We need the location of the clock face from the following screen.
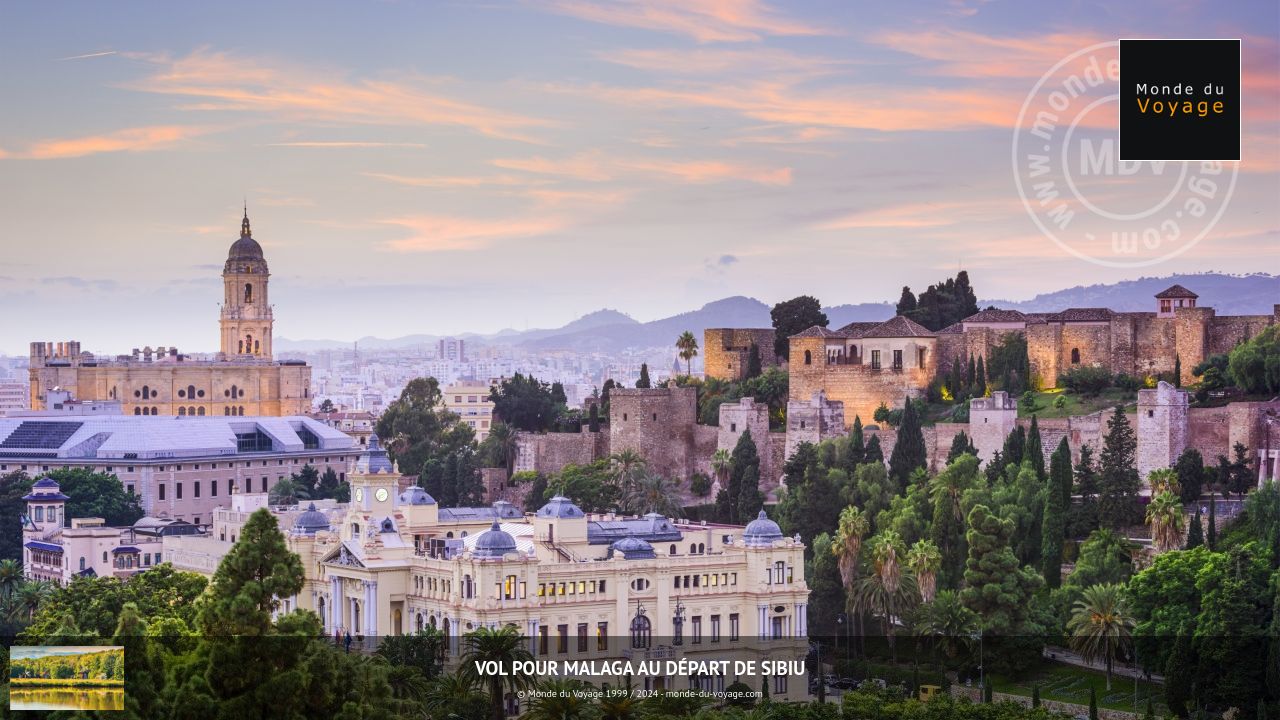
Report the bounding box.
[355,488,364,502]
[375,488,389,502]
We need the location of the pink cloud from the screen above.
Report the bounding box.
[492,150,792,185]
[541,0,835,43]
[362,172,550,188]
[15,125,207,159]
[379,214,570,252]
[124,49,552,143]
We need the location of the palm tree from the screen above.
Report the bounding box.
[1145,490,1186,553]
[1067,583,1134,691]
[832,506,869,588]
[486,421,519,475]
[711,449,732,493]
[906,539,942,603]
[598,692,639,720]
[624,473,684,517]
[609,450,647,493]
[525,678,594,720]
[424,673,486,717]
[676,331,699,376]
[912,590,978,660]
[8,580,54,623]
[1146,468,1180,497]
[459,625,535,720]
[0,559,22,599]
[851,530,918,658]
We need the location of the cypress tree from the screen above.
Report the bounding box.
[889,398,927,491]
[975,356,987,396]
[865,434,884,464]
[1041,437,1071,588]
[636,363,651,389]
[1207,495,1217,549]
[1003,426,1026,471]
[588,403,599,432]
[728,429,760,523]
[967,354,976,390]
[985,450,1005,485]
[1032,684,1041,708]
[738,465,763,521]
[947,431,977,464]
[1097,406,1140,530]
[746,343,763,379]
[847,416,866,469]
[1025,415,1045,480]
[951,356,964,398]
[1174,356,1182,388]
[1185,509,1203,549]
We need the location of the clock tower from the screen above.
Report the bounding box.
[220,206,274,358]
[347,434,400,524]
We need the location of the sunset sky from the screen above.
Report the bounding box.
[1,0,1277,354]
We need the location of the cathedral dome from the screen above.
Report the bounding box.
[473,520,518,559]
[742,510,783,547]
[225,209,267,269]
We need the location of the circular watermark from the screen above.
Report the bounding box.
[1012,41,1238,268]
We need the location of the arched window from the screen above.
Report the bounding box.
[134,407,142,416]
[178,407,186,416]
[102,551,108,563]
[803,350,812,365]
[187,385,196,400]
[1071,348,1081,364]
[698,543,705,554]
[670,544,677,556]
[254,339,260,354]
[463,575,474,599]
[244,283,253,303]
[197,407,205,416]
[79,557,85,571]
[416,614,423,633]
[630,613,652,649]
[142,385,151,399]
[238,340,244,353]
[189,406,196,416]
[245,334,254,354]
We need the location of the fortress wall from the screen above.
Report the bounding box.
[704,328,777,381]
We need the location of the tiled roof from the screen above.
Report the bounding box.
[1023,313,1051,325]
[835,321,882,338]
[1046,308,1116,323]
[862,316,936,338]
[789,325,843,339]
[962,308,1027,324]
[937,322,964,335]
[1155,284,1198,299]
[24,541,63,553]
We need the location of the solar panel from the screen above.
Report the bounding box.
[0,421,84,450]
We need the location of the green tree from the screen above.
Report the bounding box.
[1068,584,1133,690]
[1067,529,1134,588]
[487,373,565,433]
[1041,438,1071,588]
[460,625,535,720]
[947,431,977,464]
[1185,508,1203,548]
[746,343,763,379]
[865,434,884,464]
[988,332,1032,395]
[888,397,927,491]
[1174,448,1204,504]
[1145,491,1185,553]
[906,539,941,603]
[727,429,760,524]
[377,377,476,474]
[960,505,1043,669]
[636,363,652,389]
[930,454,982,590]
[898,272,979,331]
[588,403,600,432]
[269,477,307,505]
[770,295,828,359]
[1025,415,1045,479]
[896,286,917,315]
[1227,324,1280,394]
[317,398,336,413]
[1097,406,1140,530]
[676,331,699,376]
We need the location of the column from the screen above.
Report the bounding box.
[450,615,460,657]
[364,580,377,638]
[330,577,341,632]
[527,620,539,655]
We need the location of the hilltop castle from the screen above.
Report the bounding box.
[705,285,1280,426]
[27,210,312,417]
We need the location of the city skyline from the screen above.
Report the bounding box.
[1,0,1277,355]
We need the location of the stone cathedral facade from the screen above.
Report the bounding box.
[27,210,312,417]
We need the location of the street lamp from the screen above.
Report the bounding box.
[672,597,685,646]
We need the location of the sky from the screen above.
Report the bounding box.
[0,0,1277,355]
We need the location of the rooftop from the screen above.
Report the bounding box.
[0,415,354,460]
[1155,284,1199,299]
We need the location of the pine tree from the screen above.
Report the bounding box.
[636,364,651,389]
[1185,509,1203,548]
[897,286,918,314]
[746,343,763,379]
[1025,415,1045,480]
[961,505,1042,637]
[1097,406,1140,530]
[1041,437,1071,588]
[889,398,927,491]
[865,434,884,464]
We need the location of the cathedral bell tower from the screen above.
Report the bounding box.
[220,206,274,358]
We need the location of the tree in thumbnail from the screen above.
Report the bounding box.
[676,331,699,376]
[770,296,828,360]
[1097,406,1140,530]
[1041,437,1071,588]
[888,397,927,491]
[636,363,652,389]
